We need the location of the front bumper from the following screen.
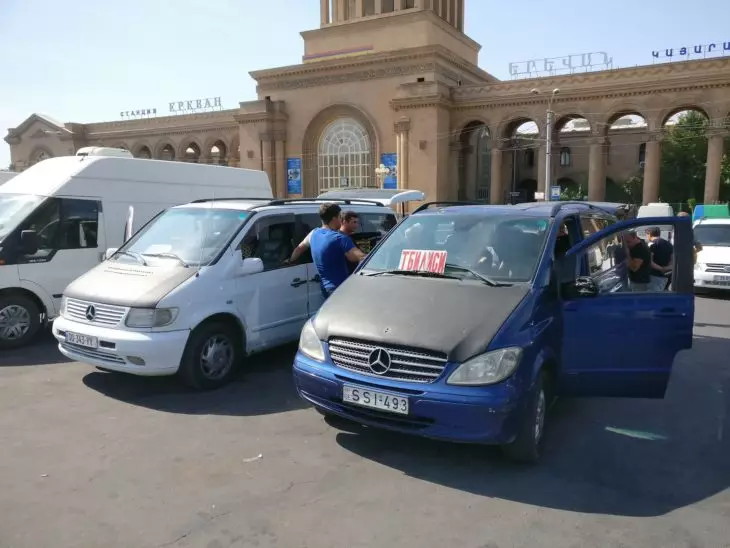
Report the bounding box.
[52,316,189,376]
[293,351,527,445]
[694,270,730,290]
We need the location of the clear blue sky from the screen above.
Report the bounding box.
[1,0,728,168]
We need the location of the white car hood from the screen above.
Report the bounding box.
[697,246,730,265]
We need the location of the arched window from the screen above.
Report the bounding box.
[32,150,51,164]
[559,147,571,167]
[638,143,646,165]
[318,118,372,191]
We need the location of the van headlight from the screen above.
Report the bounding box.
[447,347,522,386]
[299,319,325,361]
[125,307,178,328]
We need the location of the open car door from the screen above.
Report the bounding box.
[557,216,694,398]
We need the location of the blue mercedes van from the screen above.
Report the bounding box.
[293,201,694,462]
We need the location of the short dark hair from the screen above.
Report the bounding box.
[319,203,342,224]
[342,210,359,222]
[647,227,661,237]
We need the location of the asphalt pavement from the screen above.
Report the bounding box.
[1,294,729,548]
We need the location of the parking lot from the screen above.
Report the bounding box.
[1,295,729,548]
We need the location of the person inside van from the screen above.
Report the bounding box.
[285,210,360,265]
[624,230,652,291]
[309,203,366,300]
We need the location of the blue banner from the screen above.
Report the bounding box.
[287,158,302,195]
[380,153,397,190]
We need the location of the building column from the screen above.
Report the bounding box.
[704,128,727,204]
[415,0,425,7]
[274,134,287,198]
[449,140,461,201]
[490,145,503,204]
[332,0,340,21]
[642,133,663,204]
[587,136,607,201]
[374,0,382,14]
[320,0,329,24]
[395,118,410,189]
[261,135,275,195]
[355,0,362,17]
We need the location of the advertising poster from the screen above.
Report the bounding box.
[287,158,302,195]
[380,153,397,190]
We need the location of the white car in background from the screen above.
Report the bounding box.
[693,218,730,291]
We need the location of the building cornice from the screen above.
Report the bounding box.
[250,45,494,91]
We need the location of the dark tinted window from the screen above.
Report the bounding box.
[19,198,61,260]
[694,224,730,247]
[240,216,296,271]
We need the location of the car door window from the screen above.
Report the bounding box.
[19,198,61,261]
[60,199,100,249]
[239,216,296,271]
[293,213,320,264]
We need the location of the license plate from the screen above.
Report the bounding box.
[342,385,409,415]
[66,331,98,349]
[714,275,730,282]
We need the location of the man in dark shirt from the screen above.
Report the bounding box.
[646,226,673,291]
[624,231,651,291]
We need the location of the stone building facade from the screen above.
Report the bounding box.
[5,0,730,205]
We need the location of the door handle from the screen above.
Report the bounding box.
[291,278,307,287]
[309,275,320,283]
[654,308,685,318]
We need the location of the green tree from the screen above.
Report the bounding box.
[659,111,730,203]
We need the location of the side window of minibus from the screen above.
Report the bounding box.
[239,215,296,271]
[294,213,320,264]
[19,198,61,260]
[59,199,100,249]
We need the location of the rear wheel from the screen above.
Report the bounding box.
[0,295,41,350]
[178,322,242,390]
[502,371,549,464]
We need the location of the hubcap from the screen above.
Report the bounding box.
[199,335,234,380]
[534,388,546,444]
[0,305,32,341]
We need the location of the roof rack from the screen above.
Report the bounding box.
[190,197,273,204]
[412,201,482,214]
[266,198,384,207]
[550,201,606,216]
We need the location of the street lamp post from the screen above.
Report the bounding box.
[531,88,560,200]
[375,163,389,188]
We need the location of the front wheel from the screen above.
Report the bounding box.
[178,322,242,390]
[501,371,549,464]
[0,295,42,350]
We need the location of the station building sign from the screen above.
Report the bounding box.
[652,40,730,61]
[169,97,223,114]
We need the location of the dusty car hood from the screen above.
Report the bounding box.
[63,260,197,308]
[312,273,530,363]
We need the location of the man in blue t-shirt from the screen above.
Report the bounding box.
[310,203,366,299]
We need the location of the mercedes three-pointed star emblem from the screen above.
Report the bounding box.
[368,348,392,375]
[85,305,96,321]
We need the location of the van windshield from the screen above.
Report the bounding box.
[694,224,730,247]
[114,207,248,266]
[0,194,45,241]
[363,213,551,283]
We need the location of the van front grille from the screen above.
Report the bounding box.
[65,298,127,326]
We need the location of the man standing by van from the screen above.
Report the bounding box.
[647,226,673,291]
[310,203,366,299]
[624,231,652,292]
[285,210,360,265]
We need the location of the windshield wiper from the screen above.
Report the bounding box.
[364,269,459,279]
[116,250,147,266]
[143,252,188,267]
[443,263,511,287]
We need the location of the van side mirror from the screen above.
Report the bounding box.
[104,247,118,260]
[239,257,264,276]
[20,230,38,255]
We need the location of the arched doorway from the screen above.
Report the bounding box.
[458,122,491,202]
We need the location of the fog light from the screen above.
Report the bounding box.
[127,356,146,366]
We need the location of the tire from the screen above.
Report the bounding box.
[0,294,42,350]
[178,321,242,390]
[502,371,549,464]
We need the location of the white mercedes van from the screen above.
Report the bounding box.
[52,198,397,389]
[0,152,272,348]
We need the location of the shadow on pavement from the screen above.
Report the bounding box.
[334,335,730,518]
[0,329,70,367]
[82,344,307,416]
